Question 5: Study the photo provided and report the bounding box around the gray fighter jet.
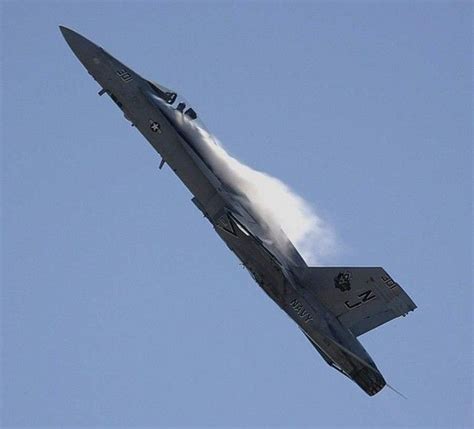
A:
[60,26,416,396]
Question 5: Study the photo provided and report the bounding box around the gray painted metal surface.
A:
[60,26,416,396]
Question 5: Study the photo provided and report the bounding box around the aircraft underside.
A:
[60,26,417,396]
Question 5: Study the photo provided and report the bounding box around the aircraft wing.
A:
[301,267,417,337]
[227,202,307,268]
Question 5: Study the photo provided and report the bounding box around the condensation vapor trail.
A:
[163,104,339,266]
[209,142,339,265]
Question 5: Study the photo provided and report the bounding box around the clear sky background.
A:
[1,1,472,428]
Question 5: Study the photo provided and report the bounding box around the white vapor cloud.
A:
[208,141,339,265]
[162,103,339,266]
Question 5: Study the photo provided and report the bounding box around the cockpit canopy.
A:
[147,80,176,104]
[147,80,198,121]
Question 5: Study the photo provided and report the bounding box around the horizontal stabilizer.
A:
[301,267,416,337]
[301,329,386,395]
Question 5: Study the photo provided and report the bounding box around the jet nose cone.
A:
[59,25,71,37]
[59,26,101,66]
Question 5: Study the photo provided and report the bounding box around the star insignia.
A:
[149,121,161,133]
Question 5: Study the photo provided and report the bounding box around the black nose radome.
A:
[59,26,101,66]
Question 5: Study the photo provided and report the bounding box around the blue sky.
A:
[1,1,472,427]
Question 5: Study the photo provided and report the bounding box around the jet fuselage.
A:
[61,27,416,396]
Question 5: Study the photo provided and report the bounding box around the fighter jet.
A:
[60,26,416,396]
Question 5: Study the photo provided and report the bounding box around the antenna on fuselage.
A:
[386,382,408,400]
